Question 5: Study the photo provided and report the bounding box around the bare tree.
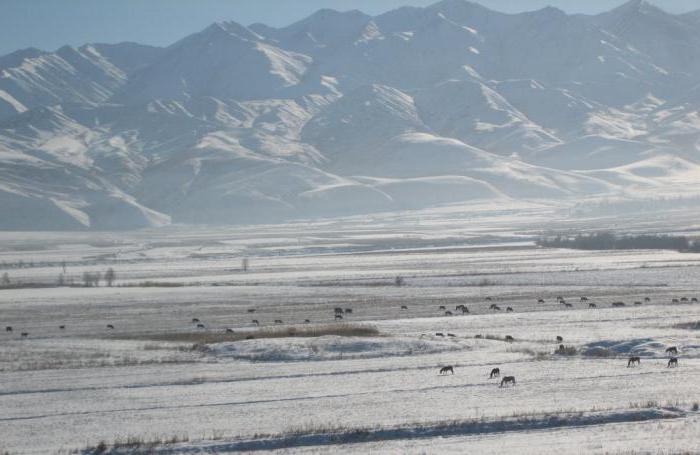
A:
[105,268,116,287]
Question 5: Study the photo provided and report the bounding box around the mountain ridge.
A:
[1,0,700,230]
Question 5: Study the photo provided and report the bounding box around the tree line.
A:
[537,232,700,252]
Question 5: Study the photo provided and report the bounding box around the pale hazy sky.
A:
[0,0,697,56]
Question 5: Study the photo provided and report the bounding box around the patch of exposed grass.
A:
[84,434,189,454]
[124,323,380,344]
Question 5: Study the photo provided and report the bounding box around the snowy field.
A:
[1,202,700,454]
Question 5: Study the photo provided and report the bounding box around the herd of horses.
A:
[439,364,515,387]
[437,339,684,388]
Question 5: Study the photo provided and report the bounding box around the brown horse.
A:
[439,366,454,375]
[589,303,597,308]
[668,357,678,368]
[506,307,514,312]
[627,356,641,367]
[489,368,500,378]
[500,376,516,387]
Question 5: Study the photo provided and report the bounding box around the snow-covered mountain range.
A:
[2,0,700,230]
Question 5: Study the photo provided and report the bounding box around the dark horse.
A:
[489,367,500,378]
[439,366,454,375]
[668,357,678,368]
[500,376,516,387]
[627,356,641,367]
[665,346,678,355]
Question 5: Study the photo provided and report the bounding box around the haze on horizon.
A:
[0,0,697,55]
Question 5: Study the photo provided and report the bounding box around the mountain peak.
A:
[202,21,262,43]
[611,0,666,16]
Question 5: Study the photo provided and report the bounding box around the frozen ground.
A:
[1,202,700,453]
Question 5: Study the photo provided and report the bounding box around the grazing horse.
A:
[445,311,453,316]
[692,298,699,303]
[435,333,445,337]
[668,357,678,368]
[589,303,597,308]
[506,307,514,312]
[192,318,200,323]
[447,333,456,337]
[225,328,234,333]
[489,368,500,378]
[5,326,12,332]
[612,302,625,307]
[334,308,344,315]
[461,306,469,314]
[335,314,343,320]
[681,297,689,302]
[196,323,205,329]
[556,336,563,342]
[485,297,493,302]
[634,301,642,306]
[672,299,679,303]
[345,308,353,314]
[491,305,502,311]
[274,319,283,324]
[489,304,498,310]
[500,376,516,387]
[401,305,408,310]
[439,366,454,375]
[580,297,588,302]
[556,296,564,301]
[21,332,28,337]
[247,309,256,313]
[456,305,465,311]
[59,325,65,330]
[504,335,514,342]
[439,305,446,310]
[644,297,651,302]
[304,319,311,324]
[627,356,641,367]
[538,299,545,304]
[106,324,114,330]
[665,347,678,355]
[252,319,259,326]
[564,303,573,308]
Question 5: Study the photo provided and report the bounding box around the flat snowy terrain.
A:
[1,203,699,453]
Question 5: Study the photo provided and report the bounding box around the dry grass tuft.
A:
[125,323,380,344]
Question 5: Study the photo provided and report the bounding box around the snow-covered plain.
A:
[1,204,700,453]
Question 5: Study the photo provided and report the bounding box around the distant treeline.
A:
[538,232,700,252]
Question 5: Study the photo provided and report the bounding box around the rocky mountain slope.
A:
[1,0,699,229]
